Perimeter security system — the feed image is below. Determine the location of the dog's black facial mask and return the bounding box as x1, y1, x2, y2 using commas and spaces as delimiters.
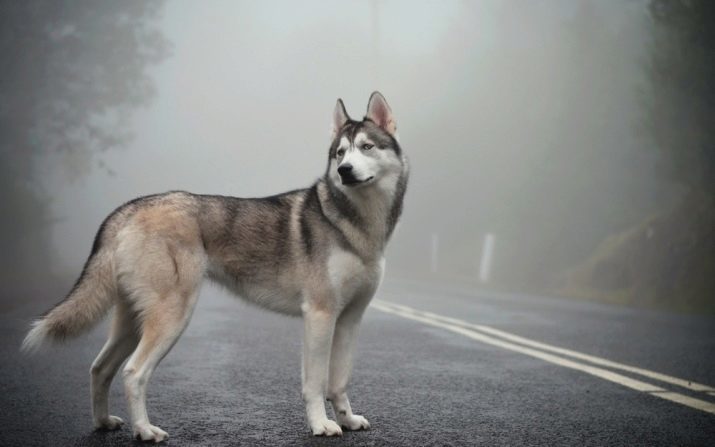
329, 120, 401, 160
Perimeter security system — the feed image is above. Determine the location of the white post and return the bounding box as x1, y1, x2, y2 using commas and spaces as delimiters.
431, 233, 439, 274
479, 233, 495, 283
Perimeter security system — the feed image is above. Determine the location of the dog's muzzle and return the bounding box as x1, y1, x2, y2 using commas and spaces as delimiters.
338, 163, 359, 185
337, 163, 374, 186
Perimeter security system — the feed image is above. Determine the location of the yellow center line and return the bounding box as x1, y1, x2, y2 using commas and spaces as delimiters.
371, 300, 715, 416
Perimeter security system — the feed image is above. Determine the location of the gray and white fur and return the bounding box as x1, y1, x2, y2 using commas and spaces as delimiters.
21, 91, 409, 442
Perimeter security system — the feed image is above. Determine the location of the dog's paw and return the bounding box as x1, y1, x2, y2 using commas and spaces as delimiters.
311, 418, 343, 437
133, 423, 169, 443
338, 414, 370, 431
94, 415, 124, 431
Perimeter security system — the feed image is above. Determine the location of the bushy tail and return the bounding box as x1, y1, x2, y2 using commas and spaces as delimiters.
21, 250, 116, 353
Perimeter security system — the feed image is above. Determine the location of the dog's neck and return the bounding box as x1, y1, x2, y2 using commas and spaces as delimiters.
318, 161, 408, 261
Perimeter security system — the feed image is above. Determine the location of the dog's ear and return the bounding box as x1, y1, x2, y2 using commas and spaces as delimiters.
332, 99, 350, 138
366, 91, 397, 136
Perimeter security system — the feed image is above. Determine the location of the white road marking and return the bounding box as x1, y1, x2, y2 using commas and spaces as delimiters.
371, 300, 715, 415
376, 300, 715, 393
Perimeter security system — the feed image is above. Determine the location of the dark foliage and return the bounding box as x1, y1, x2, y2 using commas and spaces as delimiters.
0, 1, 169, 297
648, 0, 715, 194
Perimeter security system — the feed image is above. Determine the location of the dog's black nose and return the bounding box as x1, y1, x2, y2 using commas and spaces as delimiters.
338, 164, 353, 176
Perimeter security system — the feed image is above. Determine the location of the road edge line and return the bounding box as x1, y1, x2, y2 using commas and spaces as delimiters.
374, 300, 715, 393
371, 301, 715, 415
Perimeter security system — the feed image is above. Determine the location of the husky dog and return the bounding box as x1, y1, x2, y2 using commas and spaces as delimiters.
21, 92, 408, 442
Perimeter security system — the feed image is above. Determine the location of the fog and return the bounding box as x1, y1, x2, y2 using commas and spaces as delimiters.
4, 0, 711, 312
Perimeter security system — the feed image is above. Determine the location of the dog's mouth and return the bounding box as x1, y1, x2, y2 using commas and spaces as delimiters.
341, 176, 374, 187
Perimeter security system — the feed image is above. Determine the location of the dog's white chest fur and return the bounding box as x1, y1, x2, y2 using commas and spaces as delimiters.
327, 248, 385, 307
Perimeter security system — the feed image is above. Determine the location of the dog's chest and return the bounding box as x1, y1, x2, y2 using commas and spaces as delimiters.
327, 248, 385, 305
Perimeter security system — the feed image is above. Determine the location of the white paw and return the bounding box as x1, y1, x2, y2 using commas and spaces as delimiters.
133, 423, 169, 443
311, 418, 343, 437
94, 415, 124, 431
338, 413, 370, 431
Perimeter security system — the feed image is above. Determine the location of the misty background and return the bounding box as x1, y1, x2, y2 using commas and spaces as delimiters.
2, 0, 713, 313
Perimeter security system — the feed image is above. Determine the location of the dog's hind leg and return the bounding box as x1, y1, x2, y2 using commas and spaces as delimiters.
121, 282, 200, 443
90, 300, 140, 430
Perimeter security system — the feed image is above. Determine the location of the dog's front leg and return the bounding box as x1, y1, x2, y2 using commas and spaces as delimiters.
302, 303, 342, 436
328, 297, 371, 431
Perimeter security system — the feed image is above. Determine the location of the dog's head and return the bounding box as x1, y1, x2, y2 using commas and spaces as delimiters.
327, 92, 404, 190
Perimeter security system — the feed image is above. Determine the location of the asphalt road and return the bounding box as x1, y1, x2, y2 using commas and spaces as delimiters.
1, 279, 714, 446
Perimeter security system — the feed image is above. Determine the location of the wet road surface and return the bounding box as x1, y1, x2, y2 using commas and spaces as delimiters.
2, 279, 714, 446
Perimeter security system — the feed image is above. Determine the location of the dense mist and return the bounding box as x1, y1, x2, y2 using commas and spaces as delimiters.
3, 0, 713, 312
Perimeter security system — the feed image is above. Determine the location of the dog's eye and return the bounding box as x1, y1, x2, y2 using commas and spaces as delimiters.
362, 144, 374, 150
336, 148, 345, 157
